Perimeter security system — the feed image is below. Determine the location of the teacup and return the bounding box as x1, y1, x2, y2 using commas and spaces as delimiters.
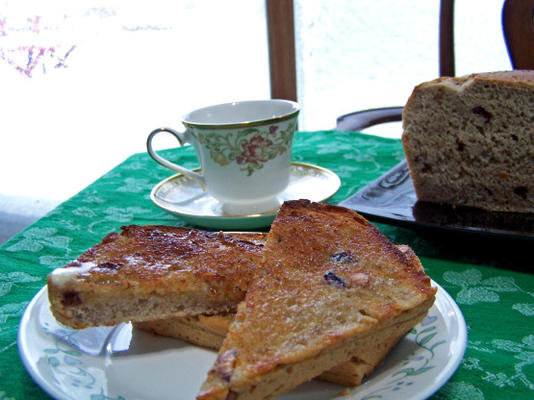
147, 99, 300, 216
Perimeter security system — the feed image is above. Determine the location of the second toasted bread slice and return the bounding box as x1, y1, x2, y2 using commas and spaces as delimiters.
47, 226, 265, 329
197, 200, 436, 399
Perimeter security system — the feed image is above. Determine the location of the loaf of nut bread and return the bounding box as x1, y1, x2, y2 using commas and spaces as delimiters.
402, 71, 534, 213
47, 226, 265, 329
197, 200, 436, 399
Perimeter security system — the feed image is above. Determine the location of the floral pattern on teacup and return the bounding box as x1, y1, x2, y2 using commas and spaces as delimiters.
196, 121, 295, 176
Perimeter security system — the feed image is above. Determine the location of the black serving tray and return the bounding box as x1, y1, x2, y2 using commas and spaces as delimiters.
340, 160, 534, 241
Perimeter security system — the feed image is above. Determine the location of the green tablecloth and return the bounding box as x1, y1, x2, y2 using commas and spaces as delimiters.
1, 131, 533, 399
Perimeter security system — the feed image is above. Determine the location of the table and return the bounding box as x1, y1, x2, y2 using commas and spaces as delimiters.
1, 131, 533, 399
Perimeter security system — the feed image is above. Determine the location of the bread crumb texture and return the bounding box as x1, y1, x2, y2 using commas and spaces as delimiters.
402, 71, 534, 212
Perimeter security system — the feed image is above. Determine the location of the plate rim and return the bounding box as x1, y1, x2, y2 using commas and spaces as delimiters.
18, 286, 61, 400
412, 280, 467, 400
18, 280, 467, 400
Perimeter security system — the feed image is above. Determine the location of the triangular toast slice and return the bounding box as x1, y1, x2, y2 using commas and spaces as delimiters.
197, 200, 436, 399
135, 245, 425, 387
47, 226, 265, 328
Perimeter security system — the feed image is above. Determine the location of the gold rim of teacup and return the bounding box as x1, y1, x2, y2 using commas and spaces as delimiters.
181, 109, 300, 130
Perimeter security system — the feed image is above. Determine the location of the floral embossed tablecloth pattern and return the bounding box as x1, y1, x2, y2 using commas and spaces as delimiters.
0, 131, 533, 400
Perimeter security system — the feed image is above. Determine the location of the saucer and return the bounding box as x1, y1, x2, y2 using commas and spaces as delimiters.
150, 162, 341, 230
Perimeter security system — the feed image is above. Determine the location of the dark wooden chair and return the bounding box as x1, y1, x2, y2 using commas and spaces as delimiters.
335, 0, 534, 132
502, 0, 534, 69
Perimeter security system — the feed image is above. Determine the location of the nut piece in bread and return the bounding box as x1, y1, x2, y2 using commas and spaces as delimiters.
47, 226, 264, 329
402, 71, 534, 213
197, 200, 436, 400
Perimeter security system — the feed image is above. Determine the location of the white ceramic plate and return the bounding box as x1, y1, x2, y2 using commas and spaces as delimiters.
150, 162, 341, 230
18, 281, 466, 400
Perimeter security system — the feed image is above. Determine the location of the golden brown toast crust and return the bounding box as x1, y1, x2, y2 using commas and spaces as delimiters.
198, 200, 436, 399
136, 314, 233, 351
47, 226, 264, 328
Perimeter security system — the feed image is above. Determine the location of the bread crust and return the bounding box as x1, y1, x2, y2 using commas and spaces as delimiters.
198, 200, 436, 399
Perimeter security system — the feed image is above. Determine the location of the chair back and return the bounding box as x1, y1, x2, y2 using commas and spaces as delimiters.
502, 0, 534, 69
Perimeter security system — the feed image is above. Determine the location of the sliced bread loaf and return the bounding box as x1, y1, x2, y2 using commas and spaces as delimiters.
402, 71, 534, 212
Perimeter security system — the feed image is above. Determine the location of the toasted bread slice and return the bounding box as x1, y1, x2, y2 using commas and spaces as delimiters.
136, 313, 233, 350
135, 244, 425, 387
47, 226, 265, 329
135, 309, 423, 387
197, 200, 436, 399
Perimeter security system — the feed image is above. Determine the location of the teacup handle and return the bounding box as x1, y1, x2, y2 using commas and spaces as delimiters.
146, 127, 206, 189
